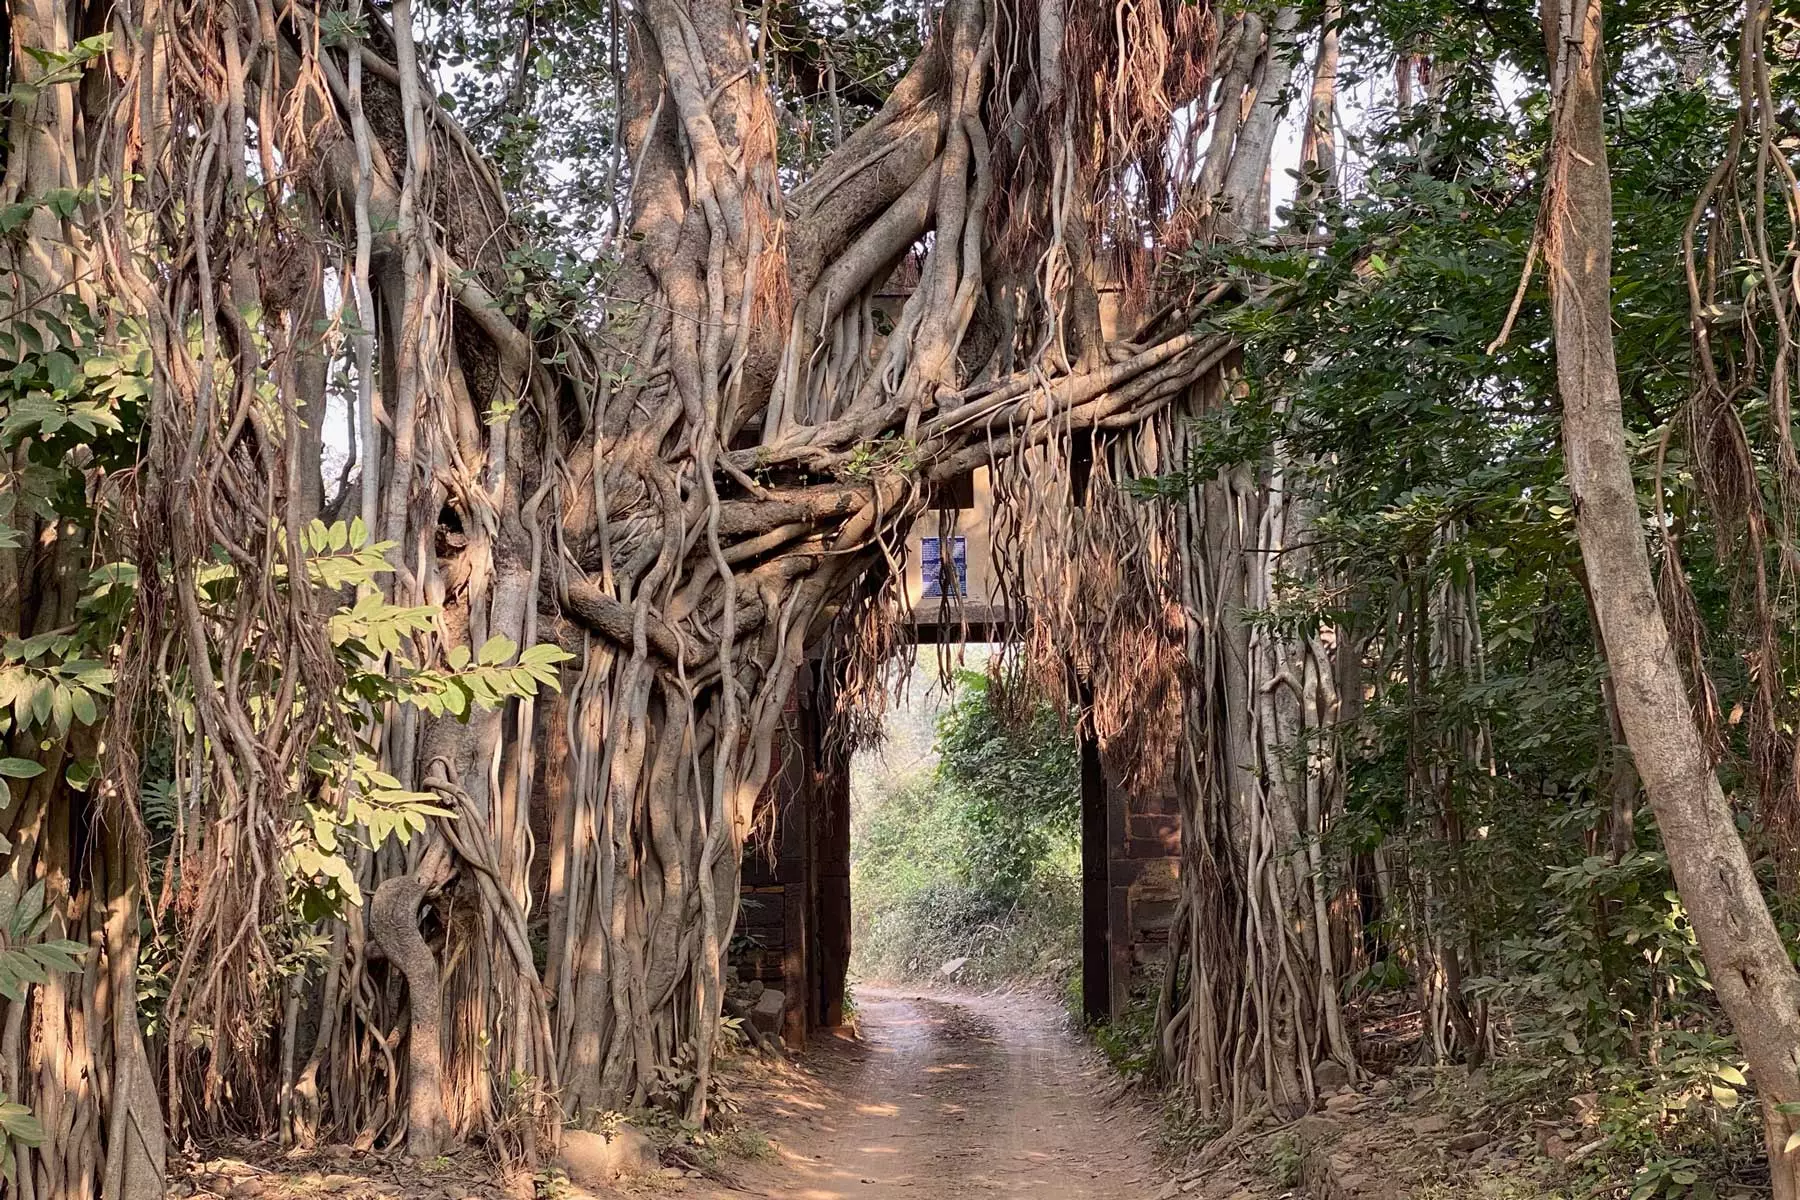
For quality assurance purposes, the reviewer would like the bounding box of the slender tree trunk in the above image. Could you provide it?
[1542,1,1800,1191]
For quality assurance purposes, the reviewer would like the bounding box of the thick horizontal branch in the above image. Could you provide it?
[563,579,685,661]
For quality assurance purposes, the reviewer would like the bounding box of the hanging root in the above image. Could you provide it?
[0,0,1325,1156]
[370,842,458,1159]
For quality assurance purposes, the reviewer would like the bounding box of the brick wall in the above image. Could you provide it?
[730,662,851,1047]
[1105,753,1183,1017]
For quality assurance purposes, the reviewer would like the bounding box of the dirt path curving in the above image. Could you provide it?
[723,985,1161,1199]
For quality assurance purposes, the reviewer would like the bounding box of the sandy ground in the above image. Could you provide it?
[720,985,1162,1200]
[173,985,1166,1200]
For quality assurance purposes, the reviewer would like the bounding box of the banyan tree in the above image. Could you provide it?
[0,0,1374,1190]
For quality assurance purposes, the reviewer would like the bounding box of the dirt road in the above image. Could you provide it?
[169,986,1164,1200]
[728,986,1161,1199]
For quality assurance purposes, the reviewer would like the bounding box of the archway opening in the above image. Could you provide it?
[722,461,1179,1051]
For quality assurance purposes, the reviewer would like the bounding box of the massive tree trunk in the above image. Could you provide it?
[1149,11,1362,1118]
[1541,0,1800,1192]
[0,0,1320,1165]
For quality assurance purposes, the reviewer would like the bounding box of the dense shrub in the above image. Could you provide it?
[851,669,1080,985]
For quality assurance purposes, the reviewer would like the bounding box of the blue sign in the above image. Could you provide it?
[921,535,967,598]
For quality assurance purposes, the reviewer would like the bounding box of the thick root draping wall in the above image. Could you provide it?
[0,0,1381,1184]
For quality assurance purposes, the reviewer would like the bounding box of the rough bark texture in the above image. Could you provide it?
[369,845,455,1159]
[1151,7,1361,1118]
[0,2,169,1195]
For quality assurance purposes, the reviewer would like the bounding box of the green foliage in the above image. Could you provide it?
[304,518,572,713]
[855,865,1080,984]
[0,257,578,1042]
[1142,12,1779,1195]
[0,295,140,819]
[841,436,923,481]
[852,777,967,906]
[0,878,84,1004]
[1265,1132,1305,1188]
[710,1126,777,1163]
[1485,1038,1761,1196]
[852,668,1081,985]
[417,0,661,269]
[1088,972,1161,1081]
[7,34,112,107]
[274,518,575,917]
[0,879,85,1184]
[0,1093,45,1187]
[933,670,1080,900]
[0,634,113,744]
[1476,848,1709,1065]
[0,296,146,496]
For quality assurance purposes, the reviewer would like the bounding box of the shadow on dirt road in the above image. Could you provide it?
[723,985,1160,1199]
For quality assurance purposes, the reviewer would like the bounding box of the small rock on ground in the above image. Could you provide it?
[558,1125,660,1187]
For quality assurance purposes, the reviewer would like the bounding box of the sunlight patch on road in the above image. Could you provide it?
[773,1093,830,1111]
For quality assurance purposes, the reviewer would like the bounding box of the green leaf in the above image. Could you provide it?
[0,1103,45,1147]
[27,679,52,728]
[63,759,93,791]
[477,635,518,667]
[12,880,47,938]
[0,758,44,779]
[49,684,72,736]
[441,683,470,717]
